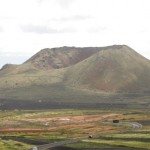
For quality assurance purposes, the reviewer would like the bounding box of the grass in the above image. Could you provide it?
[66,141,115,149]
[81,127,150,150]
[105,133,150,139]
[0,139,32,150]
[0,68,150,111]
[0,109,149,149]
[83,139,150,149]
[0,87,150,110]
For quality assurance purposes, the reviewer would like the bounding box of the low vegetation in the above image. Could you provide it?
[1,45,150,103]
[0,109,149,149]
[0,139,32,150]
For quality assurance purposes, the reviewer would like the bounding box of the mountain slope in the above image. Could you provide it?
[65,45,150,92]
[23,46,102,70]
[0,45,150,96]
[0,46,102,75]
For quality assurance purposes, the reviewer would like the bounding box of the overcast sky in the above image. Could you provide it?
[0,0,150,68]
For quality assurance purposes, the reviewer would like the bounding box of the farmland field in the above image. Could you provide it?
[0,109,149,150]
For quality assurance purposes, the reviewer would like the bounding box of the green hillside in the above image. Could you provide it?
[0,45,150,108]
[65,45,150,92]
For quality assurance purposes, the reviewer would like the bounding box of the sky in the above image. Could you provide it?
[0,0,150,68]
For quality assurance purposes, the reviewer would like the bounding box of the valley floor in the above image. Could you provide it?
[0,109,149,150]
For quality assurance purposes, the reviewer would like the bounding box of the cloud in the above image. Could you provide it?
[20,24,76,34]
[88,26,109,33]
[0,16,14,20]
[36,0,75,8]
[55,0,75,8]
[53,15,92,22]
[0,26,4,32]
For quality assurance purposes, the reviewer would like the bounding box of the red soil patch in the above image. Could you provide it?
[0,113,120,136]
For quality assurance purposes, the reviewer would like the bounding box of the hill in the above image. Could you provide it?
[65,45,150,92]
[0,46,103,75]
[0,45,150,109]
[23,46,102,70]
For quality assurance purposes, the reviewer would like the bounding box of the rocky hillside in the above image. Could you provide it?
[0,45,150,95]
[23,46,102,70]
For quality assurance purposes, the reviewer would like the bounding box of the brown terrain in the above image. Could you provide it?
[65,45,150,92]
[0,113,119,136]
[0,45,150,105]
[23,46,102,70]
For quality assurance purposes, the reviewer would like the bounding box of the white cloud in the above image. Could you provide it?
[55,0,75,8]
[0,26,3,32]
[20,24,76,34]
[52,15,92,22]
[0,0,150,67]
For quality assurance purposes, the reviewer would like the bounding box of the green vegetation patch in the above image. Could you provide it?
[0,139,32,150]
[83,139,150,149]
[66,141,115,149]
